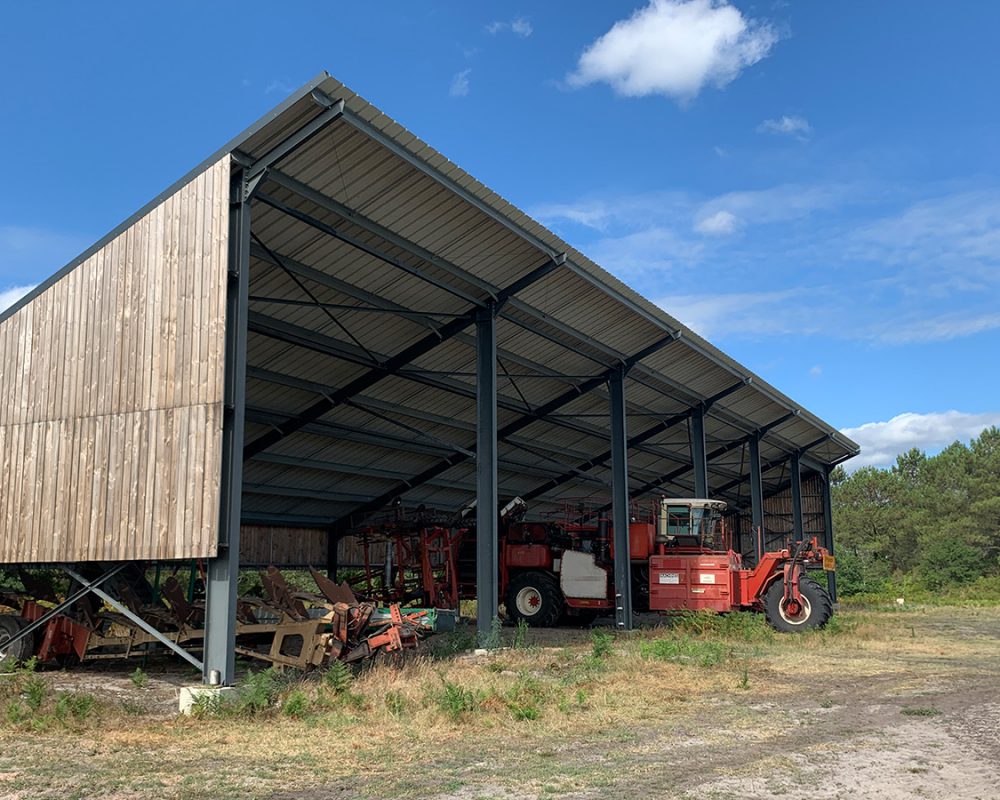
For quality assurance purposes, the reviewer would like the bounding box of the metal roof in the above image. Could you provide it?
[10,71,860,530]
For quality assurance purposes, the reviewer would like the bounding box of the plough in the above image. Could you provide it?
[0,565,432,671]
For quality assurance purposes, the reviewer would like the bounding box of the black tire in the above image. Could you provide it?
[763,576,833,632]
[505,571,564,627]
[0,614,34,665]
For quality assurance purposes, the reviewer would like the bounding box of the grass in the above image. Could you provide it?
[901,706,941,717]
[840,574,1000,609]
[0,605,996,799]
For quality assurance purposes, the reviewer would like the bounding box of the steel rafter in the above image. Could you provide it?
[245,314,705,482]
[330,97,855,457]
[519,380,746,503]
[258,167,823,463]
[329,334,678,532]
[241,247,565,460]
[585,412,800,518]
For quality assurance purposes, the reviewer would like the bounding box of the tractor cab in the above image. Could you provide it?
[656,498,729,552]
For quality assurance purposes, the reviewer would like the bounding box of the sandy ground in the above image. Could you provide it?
[1,606,998,799]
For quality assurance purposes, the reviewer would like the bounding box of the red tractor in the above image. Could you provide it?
[500,498,834,632]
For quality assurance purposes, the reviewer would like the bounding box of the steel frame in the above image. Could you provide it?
[690,406,709,498]
[255,166,836,464]
[790,453,804,543]
[205,165,253,686]
[609,366,632,631]
[822,465,837,601]
[476,302,499,641]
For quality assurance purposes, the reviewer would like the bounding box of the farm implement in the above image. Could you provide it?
[0,565,433,670]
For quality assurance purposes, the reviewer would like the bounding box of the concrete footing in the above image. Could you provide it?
[179,685,237,715]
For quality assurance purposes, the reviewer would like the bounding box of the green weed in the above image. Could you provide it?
[436,679,478,721]
[323,661,353,694]
[591,629,614,659]
[234,668,282,715]
[640,636,728,667]
[130,667,149,689]
[23,674,47,711]
[901,706,940,717]
[282,689,310,718]
[513,619,530,649]
[384,689,406,716]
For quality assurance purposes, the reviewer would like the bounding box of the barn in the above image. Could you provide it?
[0,72,858,684]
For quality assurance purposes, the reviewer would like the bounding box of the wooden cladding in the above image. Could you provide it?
[240,526,328,567]
[729,471,827,557]
[0,157,230,563]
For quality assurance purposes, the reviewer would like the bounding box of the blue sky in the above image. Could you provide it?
[2,1,998,468]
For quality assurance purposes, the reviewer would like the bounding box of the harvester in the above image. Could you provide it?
[502,498,834,631]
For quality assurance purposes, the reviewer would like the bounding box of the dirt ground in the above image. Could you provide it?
[1,606,998,799]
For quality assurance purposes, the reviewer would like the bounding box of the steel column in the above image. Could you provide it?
[749,432,765,540]
[690,406,708,498]
[822,466,838,601]
[476,302,499,643]
[790,453,804,544]
[204,167,252,686]
[609,366,633,631]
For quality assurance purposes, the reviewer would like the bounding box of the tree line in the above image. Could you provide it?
[831,426,1000,596]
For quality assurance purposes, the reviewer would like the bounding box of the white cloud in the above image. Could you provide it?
[757,115,811,136]
[487,17,533,37]
[809,365,822,378]
[566,0,778,101]
[0,285,34,314]
[655,288,808,338]
[841,411,1000,470]
[531,181,1000,346]
[264,79,295,96]
[694,209,740,235]
[449,69,472,98]
[870,312,1000,345]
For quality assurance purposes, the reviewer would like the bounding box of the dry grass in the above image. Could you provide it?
[1,606,998,799]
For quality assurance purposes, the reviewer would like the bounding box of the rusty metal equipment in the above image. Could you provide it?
[344,496,835,631]
[0,565,431,671]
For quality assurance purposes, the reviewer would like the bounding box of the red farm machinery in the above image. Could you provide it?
[345,496,835,632]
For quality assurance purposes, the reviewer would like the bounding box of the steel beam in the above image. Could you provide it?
[790,452,804,544]
[243,91,344,180]
[589,412,799,518]
[333,99,841,441]
[749,432,764,535]
[822,466,837,602]
[0,564,128,659]
[713,434,831,497]
[520,381,745,503]
[260,170,822,464]
[242,251,562,460]
[476,303,499,642]
[205,167,253,687]
[329,334,676,531]
[690,405,709,498]
[609,366,632,631]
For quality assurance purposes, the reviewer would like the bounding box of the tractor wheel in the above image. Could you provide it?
[0,615,34,665]
[505,572,564,627]
[763,576,833,632]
